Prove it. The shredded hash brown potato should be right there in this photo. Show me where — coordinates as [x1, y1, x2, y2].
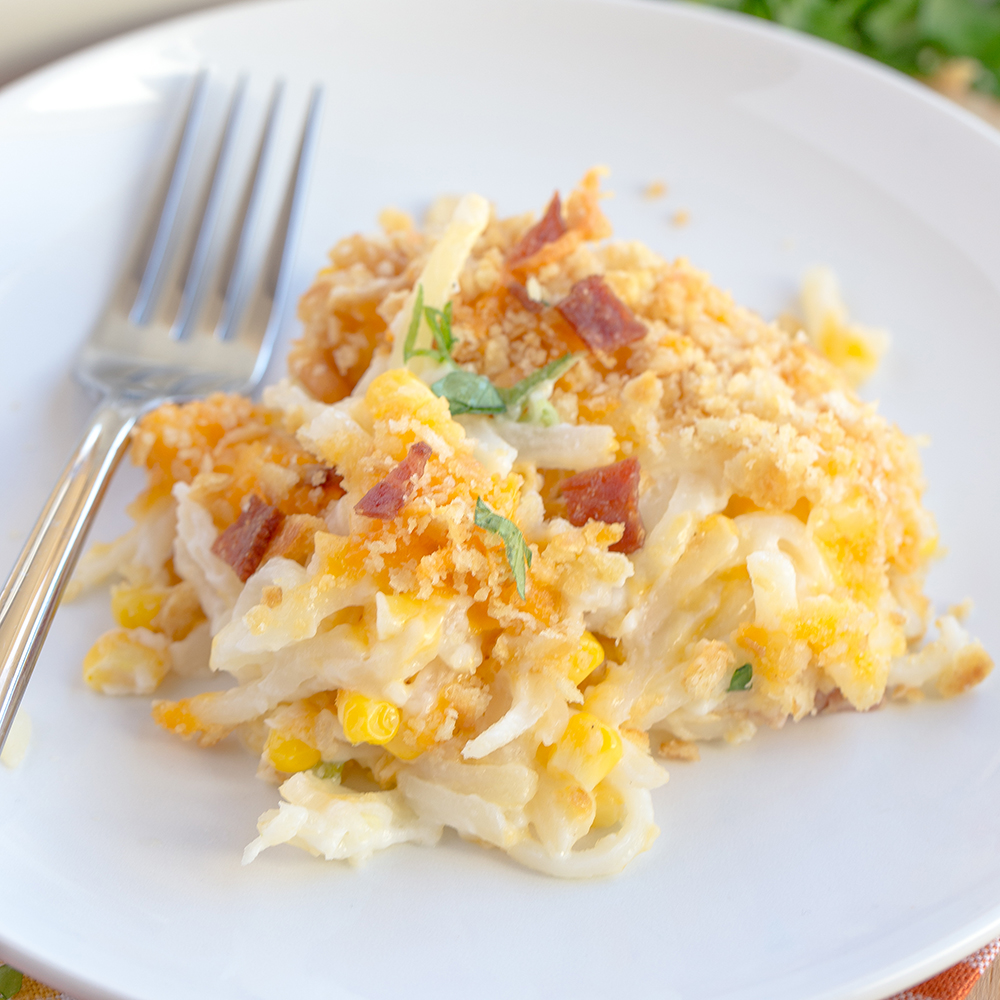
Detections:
[73, 170, 992, 877]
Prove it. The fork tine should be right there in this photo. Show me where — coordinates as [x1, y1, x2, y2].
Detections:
[225, 84, 323, 380]
[213, 80, 285, 342]
[169, 75, 249, 341]
[128, 70, 210, 325]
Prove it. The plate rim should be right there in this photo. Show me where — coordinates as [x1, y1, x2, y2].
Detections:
[4, 0, 1000, 155]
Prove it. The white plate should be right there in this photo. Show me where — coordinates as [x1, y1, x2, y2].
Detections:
[1, 2, 999, 998]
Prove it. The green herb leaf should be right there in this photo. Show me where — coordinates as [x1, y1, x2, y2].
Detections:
[430, 352, 581, 420]
[403, 288, 462, 365]
[431, 371, 506, 415]
[474, 497, 532, 599]
[728, 663, 753, 692]
[0, 964, 23, 1000]
[424, 301, 455, 357]
[402, 285, 425, 363]
[499, 352, 581, 410]
[311, 761, 344, 781]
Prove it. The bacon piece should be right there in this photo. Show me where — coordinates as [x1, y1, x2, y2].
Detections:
[211, 494, 285, 582]
[556, 275, 646, 353]
[507, 193, 565, 267]
[356, 442, 432, 519]
[560, 458, 645, 554]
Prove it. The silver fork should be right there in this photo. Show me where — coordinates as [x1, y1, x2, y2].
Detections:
[0, 73, 323, 752]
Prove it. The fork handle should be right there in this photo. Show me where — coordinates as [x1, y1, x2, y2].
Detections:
[0, 400, 141, 752]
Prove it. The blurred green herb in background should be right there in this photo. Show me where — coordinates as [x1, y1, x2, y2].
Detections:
[690, 0, 1000, 95]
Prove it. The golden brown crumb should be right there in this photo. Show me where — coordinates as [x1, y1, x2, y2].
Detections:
[391, 673, 492, 758]
[131, 394, 344, 529]
[291, 225, 427, 403]
[671, 209, 691, 227]
[283, 170, 939, 720]
[658, 739, 700, 762]
[151, 581, 205, 641]
[889, 685, 926, 704]
[776, 312, 805, 336]
[644, 180, 667, 199]
[681, 640, 736, 700]
[938, 644, 994, 697]
[260, 586, 283, 609]
[377, 207, 414, 233]
[621, 726, 650, 752]
[948, 598, 973, 622]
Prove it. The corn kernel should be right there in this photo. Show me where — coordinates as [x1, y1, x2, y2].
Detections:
[151, 699, 201, 738]
[265, 731, 322, 773]
[548, 711, 623, 791]
[592, 780, 624, 828]
[337, 690, 400, 746]
[151, 696, 230, 746]
[110, 585, 164, 631]
[83, 629, 169, 695]
[567, 631, 606, 685]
